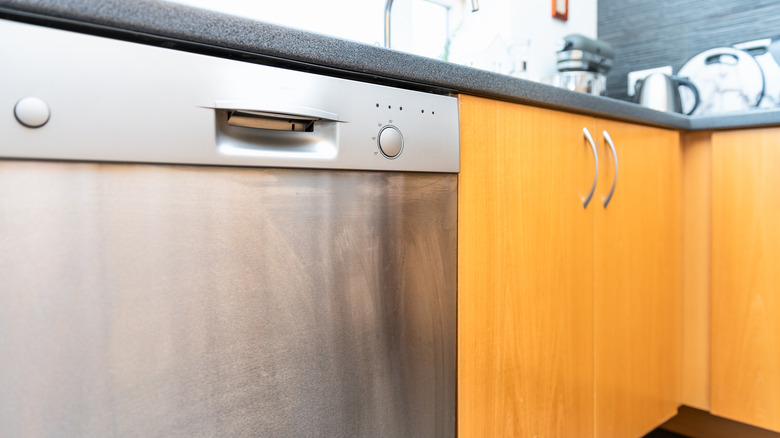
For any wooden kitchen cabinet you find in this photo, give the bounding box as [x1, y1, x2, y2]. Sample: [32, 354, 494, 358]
[458, 95, 682, 438]
[458, 96, 596, 437]
[593, 118, 682, 438]
[711, 127, 780, 433]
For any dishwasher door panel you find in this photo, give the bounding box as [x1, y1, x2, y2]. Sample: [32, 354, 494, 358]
[0, 160, 457, 438]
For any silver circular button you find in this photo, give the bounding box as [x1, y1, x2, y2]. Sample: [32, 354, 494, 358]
[14, 97, 50, 128]
[378, 125, 403, 158]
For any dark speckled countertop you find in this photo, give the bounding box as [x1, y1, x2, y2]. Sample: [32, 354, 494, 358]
[1, 0, 779, 131]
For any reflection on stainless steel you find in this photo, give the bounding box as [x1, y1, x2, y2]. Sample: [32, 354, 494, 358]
[0, 161, 457, 437]
[556, 34, 615, 74]
[635, 72, 700, 115]
[552, 71, 607, 96]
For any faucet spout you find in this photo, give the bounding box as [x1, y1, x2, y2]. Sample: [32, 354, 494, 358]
[384, 0, 480, 49]
[384, 0, 394, 48]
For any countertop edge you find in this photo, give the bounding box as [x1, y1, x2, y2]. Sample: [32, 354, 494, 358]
[689, 111, 780, 131]
[1, 0, 779, 132]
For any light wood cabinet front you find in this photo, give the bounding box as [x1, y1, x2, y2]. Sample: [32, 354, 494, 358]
[458, 95, 595, 437]
[593, 119, 682, 438]
[458, 95, 682, 438]
[712, 127, 780, 433]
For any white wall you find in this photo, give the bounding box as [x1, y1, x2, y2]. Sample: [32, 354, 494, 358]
[168, 0, 597, 83]
[513, 0, 598, 82]
[447, 0, 597, 81]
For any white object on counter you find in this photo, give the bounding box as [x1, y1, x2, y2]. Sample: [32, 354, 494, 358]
[678, 47, 765, 115]
[734, 38, 780, 109]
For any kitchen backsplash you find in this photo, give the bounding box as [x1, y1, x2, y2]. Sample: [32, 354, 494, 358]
[598, 0, 780, 102]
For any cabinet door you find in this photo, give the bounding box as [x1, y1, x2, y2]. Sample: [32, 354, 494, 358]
[712, 127, 780, 433]
[593, 119, 682, 438]
[458, 95, 595, 438]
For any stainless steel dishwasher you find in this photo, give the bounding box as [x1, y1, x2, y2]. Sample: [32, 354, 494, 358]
[0, 19, 458, 437]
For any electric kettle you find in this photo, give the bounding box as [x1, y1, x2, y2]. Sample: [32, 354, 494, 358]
[635, 72, 700, 115]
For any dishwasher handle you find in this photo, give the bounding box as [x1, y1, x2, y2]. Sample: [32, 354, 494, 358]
[213, 100, 341, 132]
[214, 101, 340, 121]
[213, 100, 342, 160]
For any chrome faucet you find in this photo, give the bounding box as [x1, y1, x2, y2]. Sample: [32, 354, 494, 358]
[384, 0, 480, 49]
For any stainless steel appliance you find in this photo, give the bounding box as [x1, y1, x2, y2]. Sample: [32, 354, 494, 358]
[635, 72, 700, 114]
[550, 71, 607, 96]
[0, 18, 458, 437]
[556, 34, 615, 74]
[553, 34, 614, 96]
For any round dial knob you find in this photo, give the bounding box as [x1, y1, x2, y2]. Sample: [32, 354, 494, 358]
[378, 125, 403, 158]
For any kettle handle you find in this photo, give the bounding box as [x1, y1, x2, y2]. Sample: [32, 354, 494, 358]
[633, 77, 645, 102]
[674, 76, 700, 115]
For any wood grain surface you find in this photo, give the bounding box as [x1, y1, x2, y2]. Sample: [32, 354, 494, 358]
[593, 120, 682, 438]
[458, 95, 595, 437]
[711, 127, 780, 432]
[680, 131, 713, 411]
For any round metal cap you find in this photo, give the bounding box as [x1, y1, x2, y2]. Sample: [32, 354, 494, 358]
[378, 125, 403, 158]
[14, 97, 50, 128]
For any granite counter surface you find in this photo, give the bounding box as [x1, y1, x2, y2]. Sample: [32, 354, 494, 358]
[1, 0, 778, 131]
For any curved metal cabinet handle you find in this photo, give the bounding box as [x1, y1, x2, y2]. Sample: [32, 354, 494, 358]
[582, 127, 599, 209]
[602, 130, 618, 208]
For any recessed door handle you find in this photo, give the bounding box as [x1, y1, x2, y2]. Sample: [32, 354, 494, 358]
[582, 127, 599, 209]
[602, 130, 618, 208]
[213, 100, 341, 132]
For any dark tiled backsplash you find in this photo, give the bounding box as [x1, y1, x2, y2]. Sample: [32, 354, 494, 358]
[598, 0, 780, 105]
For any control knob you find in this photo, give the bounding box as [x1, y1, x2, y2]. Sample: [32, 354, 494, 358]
[377, 125, 403, 158]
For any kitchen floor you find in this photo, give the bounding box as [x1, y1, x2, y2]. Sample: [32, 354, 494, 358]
[644, 429, 687, 438]
[642, 406, 780, 438]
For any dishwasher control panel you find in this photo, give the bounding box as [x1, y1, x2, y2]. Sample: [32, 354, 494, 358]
[1, 19, 459, 173]
[377, 125, 403, 159]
